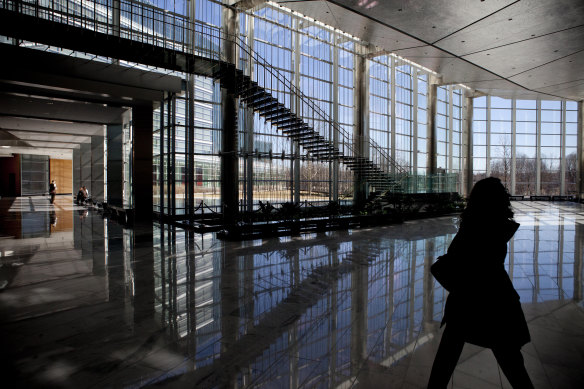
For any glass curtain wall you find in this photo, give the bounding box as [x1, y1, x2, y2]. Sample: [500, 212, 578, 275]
[416, 73, 428, 174]
[244, 6, 294, 208]
[337, 37, 355, 201]
[297, 19, 333, 205]
[394, 60, 414, 170]
[242, 4, 358, 207]
[369, 56, 391, 165]
[369, 55, 430, 177]
[515, 99, 538, 194]
[436, 86, 463, 184]
[472, 96, 578, 196]
[122, 119, 133, 209]
[152, 0, 222, 216]
[193, 78, 221, 210]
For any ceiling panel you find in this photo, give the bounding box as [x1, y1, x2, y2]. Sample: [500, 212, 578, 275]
[435, 0, 584, 55]
[273, 0, 584, 100]
[303, 0, 518, 43]
[510, 51, 584, 99]
[280, 1, 422, 51]
[461, 27, 584, 78]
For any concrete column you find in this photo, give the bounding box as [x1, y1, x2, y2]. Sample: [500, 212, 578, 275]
[91, 133, 105, 203]
[186, 77, 195, 215]
[72, 148, 81, 199]
[332, 32, 340, 202]
[221, 6, 240, 225]
[244, 107, 254, 212]
[463, 93, 474, 197]
[353, 48, 369, 207]
[427, 77, 438, 176]
[511, 99, 517, 195]
[80, 142, 92, 193]
[390, 58, 396, 173]
[560, 101, 567, 196]
[536, 100, 542, 195]
[448, 87, 454, 173]
[112, 0, 121, 65]
[132, 105, 153, 221]
[412, 69, 419, 174]
[293, 17, 301, 204]
[245, 13, 255, 212]
[486, 96, 491, 176]
[578, 101, 584, 201]
[107, 124, 123, 208]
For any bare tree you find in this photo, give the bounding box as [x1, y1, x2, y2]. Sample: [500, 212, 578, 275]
[489, 135, 512, 190]
[565, 152, 578, 195]
[515, 154, 537, 196]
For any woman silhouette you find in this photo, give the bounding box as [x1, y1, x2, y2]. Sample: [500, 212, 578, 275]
[428, 177, 533, 388]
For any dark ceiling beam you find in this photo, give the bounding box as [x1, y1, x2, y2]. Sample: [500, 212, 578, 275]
[0, 116, 105, 136]
[0, 93, 126, 125]
[0, 81, 141, 108]
[6, 130, 91, 142]
[23, 142, 81, 149]
[0, 44, 182, 94]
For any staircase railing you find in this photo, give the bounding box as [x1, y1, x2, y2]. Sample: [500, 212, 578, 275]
[2, 0, 409, 186]
[230, 32, 409, 180]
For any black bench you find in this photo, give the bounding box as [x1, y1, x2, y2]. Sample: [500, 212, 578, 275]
[530, 196, 552, 201]
[552, 195, 575, 202]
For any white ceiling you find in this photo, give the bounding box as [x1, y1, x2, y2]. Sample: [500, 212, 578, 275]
[272, 0, 584, 101]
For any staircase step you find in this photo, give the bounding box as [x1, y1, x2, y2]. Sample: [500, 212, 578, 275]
[248, 96, 276, 108]
[282, 126, 311, 135]
[254, 100, 280, 111]
[263, 107, 290, 120]
[278, 121, 305, 130]
[262, 109, 290, 120]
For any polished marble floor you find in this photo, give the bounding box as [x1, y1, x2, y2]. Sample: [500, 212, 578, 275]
[0, 195, 583, 388]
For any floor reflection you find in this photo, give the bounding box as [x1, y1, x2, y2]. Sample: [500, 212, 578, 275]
[150, 202, 584, 388]
[0, 198, 583, 388]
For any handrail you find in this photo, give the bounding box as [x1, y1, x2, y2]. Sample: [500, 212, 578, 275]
[2, 0, 408, 183]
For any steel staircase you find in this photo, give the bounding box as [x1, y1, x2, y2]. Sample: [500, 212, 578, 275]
[212, 55, 407, 193]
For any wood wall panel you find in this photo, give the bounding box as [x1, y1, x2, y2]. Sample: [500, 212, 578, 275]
[50, 159, 73, 194]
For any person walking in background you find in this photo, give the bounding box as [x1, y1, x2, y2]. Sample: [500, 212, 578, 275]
[428, 177, 533, 389]
[77, 187, 86, 205]
[49, 180, 57, 204]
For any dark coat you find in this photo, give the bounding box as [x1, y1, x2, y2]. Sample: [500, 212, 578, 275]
[441, 219, 530, 349]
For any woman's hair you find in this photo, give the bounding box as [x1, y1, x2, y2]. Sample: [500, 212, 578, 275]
[461, 177, 513, 224]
